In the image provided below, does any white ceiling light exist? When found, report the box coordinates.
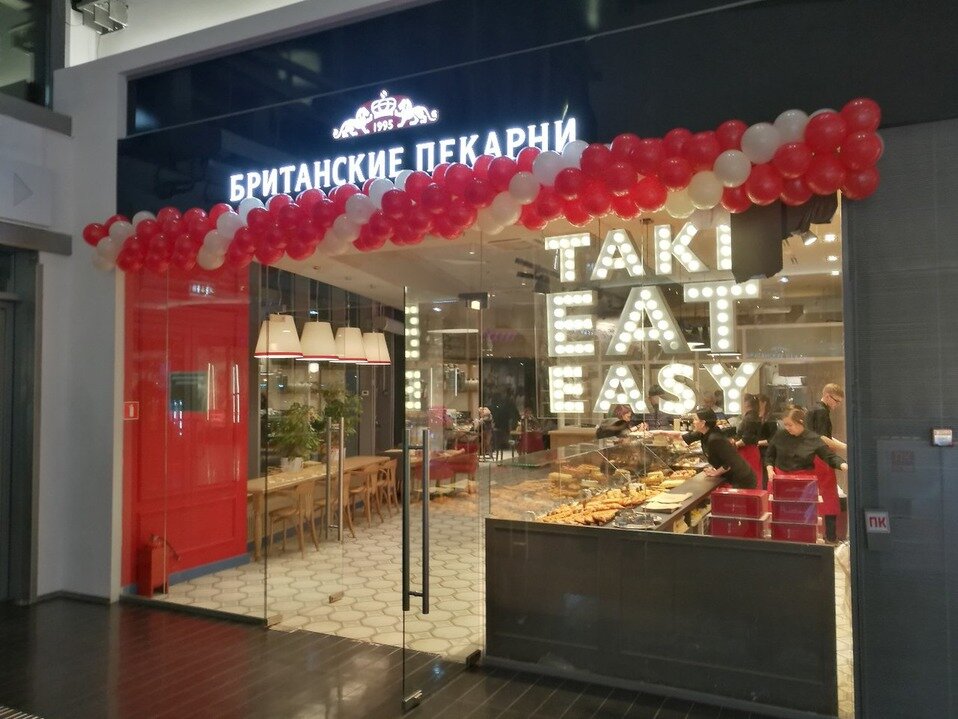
[332,327,366,363]
[362,332,391,365]
[801,230,818,246]
[254,314,303,359]
[297,321,337,361]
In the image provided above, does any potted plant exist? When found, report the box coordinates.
[270,402,320,472]
[312,386,362,465]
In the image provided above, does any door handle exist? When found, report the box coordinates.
[402,428,430,614]
[420,428,430,614]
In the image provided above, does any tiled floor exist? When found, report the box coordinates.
[158,483,855,717]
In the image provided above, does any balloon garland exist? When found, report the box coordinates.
[84,98,883,273]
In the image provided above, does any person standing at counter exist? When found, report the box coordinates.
[637,385,673,430]
[766,407,848,542]
[737,394,777,488]
[596,404,636,439]
[806,383,847,453]
[681,409,757,489]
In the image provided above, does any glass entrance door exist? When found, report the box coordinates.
[401,284,485,709]
[0,303,12,601]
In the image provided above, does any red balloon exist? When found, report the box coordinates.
[147,232,169,255]
[172,232,194,254]
[296,188,325,209]
[125,235,146,256]
[390,225,416,245]
[472,154,493,179]
[772,142,813,178]
[266,194,292,212]
[580,143,613,178]
[232,227,256,253]
[209,203,233,221]
[581,182,613,217]
[311,199,339,228]
[536,187,564,220]
[286,241,314,261]
[432,215,462,240]
[156,207,181,226]
[554,167,587,200]
[403,172,431,202]
[611,194,639,220]
[516,147,540,172]
[630,176,668,212]
[780,176,813,206]
[658,156,694,190]
[330,184,360,211]
[255,245,284,265]
[839,131,883,171]
[266,225,289,251]
[683,131,721,171]
[366,211,394,240]
[463,177,494,207]
[226,243,254,270]
[432,163,451,186]
[420,184,451,214]
[663,128,692,156]
[246,207,271,231]
[361,178,376,195]
[721,185,751,213]
[182,207,207,226]
[716,119,748,150]
[444,164,473,197]
[519,204,547,231]
[745,164,783,206]
[840,97,881,133]
[604,161,638,195]
[631,138,665,175]
[563,201,591,227]
[115,246,138,272]
[105,214,130,229]
[82,222,108,246]
[171,250,196,272]
[447,198,478,228]
[804,112,848,154]
[805,154,846,195]
[487,157,519,192]
[841,166,880,200]
[407,206,433,234]
[610,133,642,166]
[381,189,412,219]
[278,203,306,230]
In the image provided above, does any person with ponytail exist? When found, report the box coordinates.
[681,408,757,489]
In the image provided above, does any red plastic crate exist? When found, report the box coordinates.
[710,488,769,518]
[771,475,819,501]
[710,513,771,539]
[771,520,821,543]
[770,497,821,524]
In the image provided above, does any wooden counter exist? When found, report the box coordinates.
[548,426,597,449]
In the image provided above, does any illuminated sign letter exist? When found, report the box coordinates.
[654,222,708,275]
[657,363,697,416]
[546,291,595,358]
[404,305,420,360]
[549,366,586,414]
[714,210,733,271]
[545,233,592,283]
[607,286,688,355]
[591,229,647,280]
[594,364,647,414]
[683,280,760,353]
[229,174,244,202]
[703,361,762,414]
[405,370,424,411]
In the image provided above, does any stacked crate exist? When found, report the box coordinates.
[709,487,770,539]
[769,473,821,543]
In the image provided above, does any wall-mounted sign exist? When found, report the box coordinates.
[333,89,439,140]
[123,401,139,421]
[865,510,890,534]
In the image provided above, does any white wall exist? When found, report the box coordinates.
[48,0,428,599]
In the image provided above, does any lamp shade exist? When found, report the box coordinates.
[333,326,366,362]
[254,314,303,358]
[298,321,337,361]
[362,332,391,365]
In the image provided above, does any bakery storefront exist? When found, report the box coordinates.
[90,12,884,717]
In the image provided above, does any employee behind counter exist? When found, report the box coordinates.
[674,408,757,489]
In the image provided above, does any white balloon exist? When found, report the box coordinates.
[774,109,809,144]
[740,122,782,164]
[108,221,134,243]
[476,208,504,234]
[216,211,244,239]
[489,192,521,225]
[197,246,225,270]
[560,140,589,167]
[368,178,395,208]
[665,189,695,219]
[203,230,231,254]
[393,170,414,190]
[531,151,564,186]
[712,150,751,187]
[687,171,723,210]
[237,196,265,222]
[96,236,121,260]
[810,107,836,117]
[92,253,115,272]
[689,208,715,231]
[508,172,540,204]
[344,193,375,224]
[131,211,155,227]
[332,215,360,243]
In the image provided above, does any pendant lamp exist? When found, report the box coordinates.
[333,326,366,363]
[254,314,303,358]
[298,321,338,361]
[362,332,391,365]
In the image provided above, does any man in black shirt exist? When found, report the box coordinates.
[806,383,847,453]
[638,385,673,430]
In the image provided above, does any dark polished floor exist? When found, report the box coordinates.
[0,599,777,719]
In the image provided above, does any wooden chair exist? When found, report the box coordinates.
[344,465,381,536]
[267,482,316,558]
[375,459,399,515]
[310,477,336,543]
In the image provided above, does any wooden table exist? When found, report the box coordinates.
[247,455,384,560]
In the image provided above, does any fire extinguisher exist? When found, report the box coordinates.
[136,534,179,598]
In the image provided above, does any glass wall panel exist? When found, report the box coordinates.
[0,1,51,105]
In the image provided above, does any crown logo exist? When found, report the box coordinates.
[333,89,439,140]
[370,90,397,119]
